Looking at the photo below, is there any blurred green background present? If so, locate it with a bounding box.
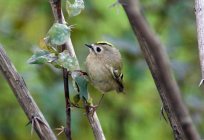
[0,0,203,140]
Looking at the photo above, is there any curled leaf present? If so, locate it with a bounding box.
[71,71,91,102]
[27,50,57,64]
[66,0,85,17]
[45,23,71,46]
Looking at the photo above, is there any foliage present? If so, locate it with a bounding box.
[45,23,71,46]
[27,50,57,64]
[66,0,85,17]
[0,0,203,140]
[27,0,89,107]
[71,72,91,104]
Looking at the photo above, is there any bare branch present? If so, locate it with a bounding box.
[85,105,106,140]
[0,45,57,140]
[120,0,200,139]
[49,0,105,140]
[195,0,204,86]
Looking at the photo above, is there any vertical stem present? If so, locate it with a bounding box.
[62,45,71,140]
[49,0,71,139]
[49,0,105,139]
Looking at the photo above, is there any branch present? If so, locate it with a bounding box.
[195,0,204,86]
[62,66,71,139]
[49,0,105,140]
[0,45,57,140]
[120,0,200,139]
[50,0,72,139]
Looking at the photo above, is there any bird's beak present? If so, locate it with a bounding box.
[85,44,94,52]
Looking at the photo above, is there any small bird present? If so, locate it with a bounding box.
[85,41,124,94]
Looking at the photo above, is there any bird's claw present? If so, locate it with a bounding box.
[86,94,104,116]
[87,105,98,117]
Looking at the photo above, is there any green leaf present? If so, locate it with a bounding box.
[73,94,80,104]
[57,50,78,71]
[45,23,71,46]
[39,38,58,53]
[86,97,92,105]
[50,60,63,68]
[28,50,57,64]
[66,0,85,17]
[71,72,89,101]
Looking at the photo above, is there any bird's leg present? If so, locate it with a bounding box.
[87,94,105,116]
[97,94,105,107]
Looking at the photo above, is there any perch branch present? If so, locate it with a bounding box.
[0,45,57,140]
[49,0,105,140]
[120,0,200,139]
[195,0,204,86]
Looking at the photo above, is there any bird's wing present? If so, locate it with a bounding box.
[105,64,124,93]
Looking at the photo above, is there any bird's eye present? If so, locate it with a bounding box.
[96,47,101,53]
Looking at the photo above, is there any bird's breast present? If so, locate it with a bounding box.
[85,57,116,92]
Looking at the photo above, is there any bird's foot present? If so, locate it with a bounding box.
[87,104,99,117]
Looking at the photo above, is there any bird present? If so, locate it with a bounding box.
[85,41,124,94]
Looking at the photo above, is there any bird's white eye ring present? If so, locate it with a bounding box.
[96,47,101,53]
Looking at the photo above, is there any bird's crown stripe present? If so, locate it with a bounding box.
[96,41,113,47]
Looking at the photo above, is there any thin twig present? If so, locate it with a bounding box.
[195,0,204,86]
[49,0,105,140]
[49,0,71,139]
[62,66,71,139]
[120,0,200,139]
[0,45,57,140]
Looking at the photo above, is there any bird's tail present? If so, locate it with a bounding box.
[116,82,125,94]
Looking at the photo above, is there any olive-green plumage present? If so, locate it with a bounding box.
[85,42,124,93]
